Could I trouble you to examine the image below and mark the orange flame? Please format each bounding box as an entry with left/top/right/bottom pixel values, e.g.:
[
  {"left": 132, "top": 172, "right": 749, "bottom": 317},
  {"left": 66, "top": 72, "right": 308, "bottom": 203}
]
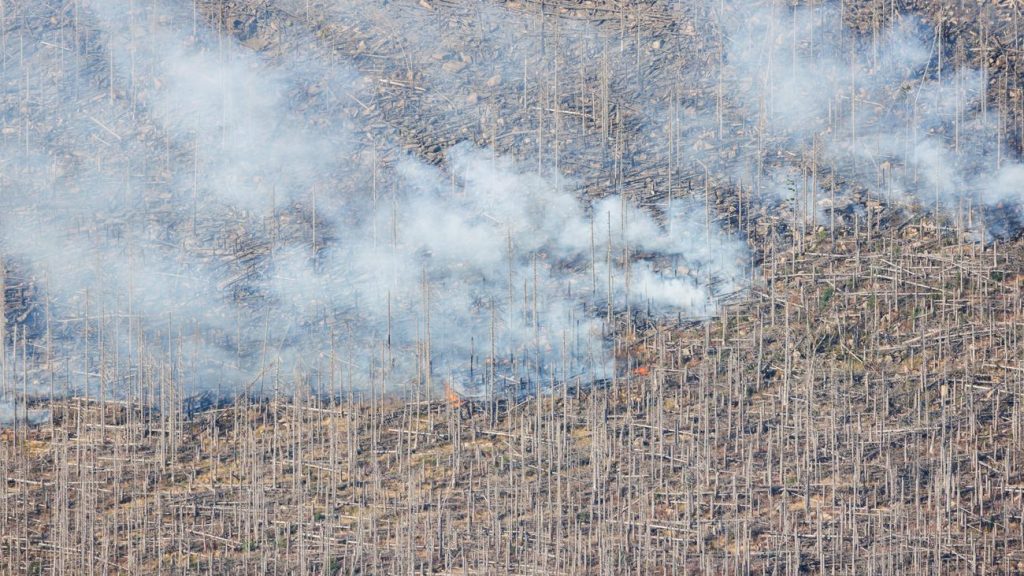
[
  {"left": 633, "top": 365, "right": 650, "bottom": 377},
  {"left": 444, "top": 381, "right": 464, "bottom": 408}
]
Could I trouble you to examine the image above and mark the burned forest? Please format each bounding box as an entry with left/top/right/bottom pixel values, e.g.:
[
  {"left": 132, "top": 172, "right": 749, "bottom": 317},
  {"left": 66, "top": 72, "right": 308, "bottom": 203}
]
[{"left": 2, "top": 0, "right": 1024, "bottom": 574}]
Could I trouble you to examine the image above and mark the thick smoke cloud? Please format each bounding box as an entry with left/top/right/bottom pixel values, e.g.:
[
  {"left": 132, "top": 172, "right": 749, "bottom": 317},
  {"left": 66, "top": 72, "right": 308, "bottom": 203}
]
[
  {"left": 0, "top": 402, "right": 48, "bottom": 426},
  {"left": 716, "top": 2, "right": 1023, "bottom": 234},
  {"left": 3, "top": 0, "right": 1019, "bottom": 420},
  {"left": 0, "top": 0, "right": 747, "bottom": 415},
  {"left": 292, "top": 0, "right": 1024, "bottom": 232}
]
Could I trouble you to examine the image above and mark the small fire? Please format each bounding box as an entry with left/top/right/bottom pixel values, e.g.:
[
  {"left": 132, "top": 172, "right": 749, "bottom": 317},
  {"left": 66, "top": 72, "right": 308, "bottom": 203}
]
[
  {"left": 632, "top": 365, "right": 650, "bottom": 377},
  {"left": 444, "top": 381, "right": 465, "bottom": 408}
]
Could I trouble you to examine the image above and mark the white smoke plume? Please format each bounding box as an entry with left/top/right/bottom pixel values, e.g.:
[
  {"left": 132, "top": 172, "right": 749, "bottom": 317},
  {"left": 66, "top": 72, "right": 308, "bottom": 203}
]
[
  {"left": 0, "top": 402, "right": 48, "bottom": 426},
  {"left": 0, "top": 0, "right": 749, "bottom": 409},
  {"left": 714, "top": 1, "right": 1023, "bottom": 235},
  {"left": 294, "top": 0, "right": 1022, "bottom": 236},
  {"left": 6, "top": 0, "right": 1016, "bottom": 414}
]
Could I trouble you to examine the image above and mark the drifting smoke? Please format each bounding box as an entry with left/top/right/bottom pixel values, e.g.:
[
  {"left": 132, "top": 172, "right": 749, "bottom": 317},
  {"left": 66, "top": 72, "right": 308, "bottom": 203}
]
[
  {"left": 0, "top": 402, "right": 48, "bottom": 426},
  {"left": 717, "top": 2, "right": 1023, "bottom": 235},
  {"left": 0, "top": 0, "right": 747, "bottom": 410},
  {"left": 1, "top": 0, "right": 1020, "bottom": 416}
]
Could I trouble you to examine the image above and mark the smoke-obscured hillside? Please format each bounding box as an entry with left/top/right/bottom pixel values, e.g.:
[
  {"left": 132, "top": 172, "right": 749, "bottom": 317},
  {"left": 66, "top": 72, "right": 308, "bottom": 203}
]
[{"left": 2, "top": 0, "right": 1024, "bottom": 574}]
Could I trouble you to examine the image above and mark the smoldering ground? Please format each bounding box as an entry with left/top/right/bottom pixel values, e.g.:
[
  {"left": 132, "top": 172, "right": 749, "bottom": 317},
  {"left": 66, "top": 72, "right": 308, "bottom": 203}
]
[
  {"left": 0, "top": 0, "right": 748, "bottom": 414},
  {"left": 1, "top": 0, "right": 1021, "bottom": 418},
  {"left": 713, "top": 1, "right": 1023, "bottom": 235}
]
